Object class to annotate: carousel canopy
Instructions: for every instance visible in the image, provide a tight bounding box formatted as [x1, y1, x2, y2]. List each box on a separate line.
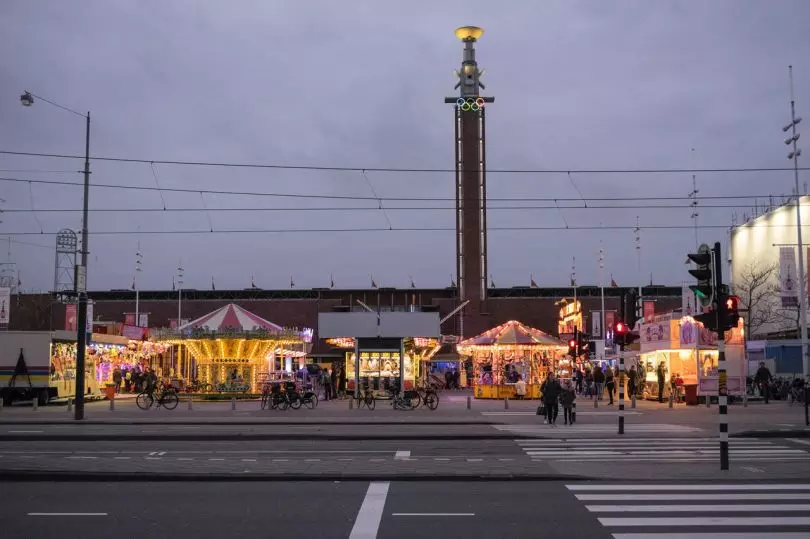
[457, 320, 566, 348]
[179, 303, 283, 333]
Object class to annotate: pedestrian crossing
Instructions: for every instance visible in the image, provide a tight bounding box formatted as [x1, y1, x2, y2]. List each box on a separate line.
[517, 437, 810, 462]
[494, 423, 702, 437]
[566, 483, 810, 538]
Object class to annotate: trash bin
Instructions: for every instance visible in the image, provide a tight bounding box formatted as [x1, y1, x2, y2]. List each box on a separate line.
[104, 383, 116, 401]
[684, 384, 698, 406]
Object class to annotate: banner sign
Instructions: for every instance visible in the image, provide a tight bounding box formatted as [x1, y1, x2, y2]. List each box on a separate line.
[682, 282, 697, 316]
[0, 287, 10, 324]
[780, 246, 799, 307]
[591, 311, 602, 338]
[86, 301, 94, 333]
[121, 324, 146, 340]
[124, 313, 135, 326]
[643, 300, 655, 322]
[65, 303, 77, 331]
[605, 311, 615, 346]
[139, 313, 149, 328]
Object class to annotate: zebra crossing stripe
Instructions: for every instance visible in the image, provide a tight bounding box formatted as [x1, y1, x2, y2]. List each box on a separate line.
[599, 517, 810, 526]
[566, 484, 810, 491]
[575, 493, 810, 500]
[612, 534, 810, 539]
[586, 504, 810, 512]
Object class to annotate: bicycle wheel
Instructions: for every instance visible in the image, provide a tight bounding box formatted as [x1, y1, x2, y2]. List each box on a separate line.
[425, 392, 439, 411]
[289, 396, 302, 410]
[274, 394, 289, 411]
[136, 393, 153, 410]
[260, 392, 269, 410]
[364, 393, 375, 411]
[161, 392, 179, 410]
[305, 395, 318, 409]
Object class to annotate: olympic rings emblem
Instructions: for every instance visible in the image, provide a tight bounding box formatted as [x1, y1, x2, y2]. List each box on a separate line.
[456, 97, 486, 112]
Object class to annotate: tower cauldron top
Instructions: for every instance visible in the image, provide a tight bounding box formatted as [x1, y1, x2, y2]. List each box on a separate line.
[453, 26, 487, 98]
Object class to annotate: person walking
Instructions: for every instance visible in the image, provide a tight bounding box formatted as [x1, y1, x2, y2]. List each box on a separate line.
[514, 375, 527, 400]
[656, 362, 667, 403]
[593, 365, 605, 401]
[575, 368, 584, 394]
[755, 362, 773, 404]
[112, 367, 123, 394]
[541, 373, 561, 426]
[321, 368, 332, 401]
[605, 367, 615, 405]
[560, 380, 576, 425]
[627, 365, 638, 401]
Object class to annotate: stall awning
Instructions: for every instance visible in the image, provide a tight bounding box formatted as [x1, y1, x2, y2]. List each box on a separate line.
[179, 303, 283, 333]
[457, 320, 566, 348]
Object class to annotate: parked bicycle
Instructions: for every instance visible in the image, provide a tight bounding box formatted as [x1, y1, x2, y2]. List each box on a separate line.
[416, 384, 440, 411]
[136, 384, 179, 410]
[353, 384, 376, 410]
[184, 379, 214, 394]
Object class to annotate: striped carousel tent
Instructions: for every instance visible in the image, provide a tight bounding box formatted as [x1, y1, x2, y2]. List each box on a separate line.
[179, 303, 283, 333]
[457, 320, 565, 348]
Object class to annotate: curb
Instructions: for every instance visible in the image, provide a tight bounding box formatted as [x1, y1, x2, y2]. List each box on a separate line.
[0, 470, 588, 482]
[0, 433, 530, 442]
[0, 420, 496, 426]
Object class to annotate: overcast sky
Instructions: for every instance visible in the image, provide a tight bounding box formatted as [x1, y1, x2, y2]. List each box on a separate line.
[1, 0, 809, 292]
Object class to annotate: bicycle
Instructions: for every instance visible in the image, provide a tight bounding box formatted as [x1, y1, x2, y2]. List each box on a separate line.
[136, 385, 179, 410]
[354, 385, 376, 410]
[418, 385, 440, 411]
[185, 379, 214, 394]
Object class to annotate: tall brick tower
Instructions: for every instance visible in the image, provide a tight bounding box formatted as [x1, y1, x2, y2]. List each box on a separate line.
[445, 26, 493, 338]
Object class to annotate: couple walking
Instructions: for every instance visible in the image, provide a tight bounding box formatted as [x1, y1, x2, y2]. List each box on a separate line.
[540, 374, 576, 426]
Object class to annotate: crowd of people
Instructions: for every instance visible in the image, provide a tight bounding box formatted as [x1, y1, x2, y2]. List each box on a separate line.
[110, 366, 159, 394]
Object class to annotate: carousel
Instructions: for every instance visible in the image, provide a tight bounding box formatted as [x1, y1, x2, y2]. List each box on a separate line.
[456, 320, 568, 399]
[152, 303, 312, 393]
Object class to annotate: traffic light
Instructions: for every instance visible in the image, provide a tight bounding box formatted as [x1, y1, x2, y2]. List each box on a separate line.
[687, 244, 714, 307]
[568, 338, 577, 357]
[723, 294, 741, 331]
[613, 321, 628, 347]
[625, 289, 639, 330]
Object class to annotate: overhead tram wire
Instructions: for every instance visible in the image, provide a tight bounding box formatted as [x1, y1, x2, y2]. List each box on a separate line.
[0, 177, 794, 203]
[1, 223, 804, 237]
[1, 149, 808, 174]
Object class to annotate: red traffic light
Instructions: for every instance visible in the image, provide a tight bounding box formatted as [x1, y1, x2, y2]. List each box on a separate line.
[725, 295, 739, 310]
[568, 339, 576, 348]
[614, 322, 627, 334]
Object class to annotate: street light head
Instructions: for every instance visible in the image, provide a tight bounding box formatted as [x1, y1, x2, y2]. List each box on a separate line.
[455, 26, 484, 42]
[785, 136, 794, 145]
[796, 117, 803, 125]
[784, 124, 792, 132]
[20, 91, 34, 107]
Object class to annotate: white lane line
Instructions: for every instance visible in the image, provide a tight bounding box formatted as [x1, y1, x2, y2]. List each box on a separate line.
[338, 458, 354, 461]
[497, 458, 514, 461]
[177, 458, 194, 461]
[7, 430, 44, 433]
[394, 450, 410, 460]
[467, 458, 483, 462]
[391, 513, 475, 517]
[600, 517, 810, 526]
[612, 534, 810, 539]
[742, 466, 764, 473]
[144, 457, 161, 460]
[272, 459, 289, 462]
[349, 482, 390, 539]
[546, 457, 810, 463]
[577, 493, 810, 501]
[567, 484, 810, 491]
[516, 439, 773, 444]
[588, 504, 810, 512]
[113, 457, 131, 460]
[157, 451, 167, 456]
[305, 459, 321, 462]
[434, 458, 450, 461]
[208, 458, 225, 461]
[28, 513, 107, 517]
[66, 456, 97, 460]
[788, 438, 810, 446]
[241, 459, 257, 462]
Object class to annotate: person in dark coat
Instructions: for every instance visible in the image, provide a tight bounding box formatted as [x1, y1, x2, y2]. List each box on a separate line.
[541, 374, 562, 426]
[755, 362, 773, 404]
[657, 362, 667, 403]
[560, 380, 576, 425]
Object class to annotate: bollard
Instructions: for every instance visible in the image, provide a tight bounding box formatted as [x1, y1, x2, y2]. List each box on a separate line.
[109, 398, 114, 411]
[594, 395, 598, 408]
[231, 396, 236, 410]
[706, 394, 711, 408]
[744, 393, 748, 408]
[349, 396, 354, 409]
[466, 395, 471, 410]
[504, 397, 509, 410]
[631, 394, 636, 409]
[188, 396, 193, 410]
[32, 398, 38, 411]
[67, 398, 73, 412]
[668, 392, 674, 408]
[0, 398, 3, 411]
[571, 400, 576, 424]
[805, 386, 809, 427]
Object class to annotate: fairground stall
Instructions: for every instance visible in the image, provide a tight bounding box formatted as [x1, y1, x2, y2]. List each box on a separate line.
[152, 303, 311, 393]
[456, 320, 568, 399]
[638, 313, 745, 403]
[324, 336, 441, 392]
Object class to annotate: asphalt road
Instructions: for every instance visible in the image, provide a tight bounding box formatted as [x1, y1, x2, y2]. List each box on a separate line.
[5, 480, 810, 539]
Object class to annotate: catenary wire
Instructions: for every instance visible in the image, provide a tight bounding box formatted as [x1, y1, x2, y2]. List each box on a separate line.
[1, 149, 807, 174]
[0, 177, 795, 203]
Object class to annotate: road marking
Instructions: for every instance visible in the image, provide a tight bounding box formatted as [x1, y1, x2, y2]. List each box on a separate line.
[567, 484, 810, 491]
[370, 459, 385, 462]
[599, 517, 810, 526]
[28, 513, 107, 517]
[144, 457, 161, 460]
[394, 450, 410, 460]
[434, 458, 450, 461]
[113, 457, 131, 460]
[157, 451, 167, 456]
[576, 493, 810, 501]
[612, 534, 810, 539]
[349, 482, 389, 539]
[272, 459, 289, 462]
[66, 456, 97, 460]
[305, 459, 321, 462]
[391, 513, 475, 517]
[7, 430, 44, 433]
[177, 458, 194, 461]
[467, 458, 483, 462]
[588, 504, 810, 512]
[208, 458, 225, 461]
[338, 458, 354, 461]
[497, 458, 514, 461]
[241, 459, 256, 462]
[742, 466, 764, 473]
[788, 438, 810, 446]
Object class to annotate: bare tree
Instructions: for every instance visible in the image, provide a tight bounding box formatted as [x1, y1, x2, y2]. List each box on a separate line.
[733, 261, 779, 339]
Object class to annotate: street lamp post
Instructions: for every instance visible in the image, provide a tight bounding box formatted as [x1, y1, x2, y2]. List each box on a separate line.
[783, 67, 807, 380]
[21, 91, 91, 420]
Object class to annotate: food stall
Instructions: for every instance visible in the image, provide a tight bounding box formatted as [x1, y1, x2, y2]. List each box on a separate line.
[325, 337, 441, 392]
[638, 314, 745, 402]
[152, 303, 312, 392]
[456, 320, 568, 399]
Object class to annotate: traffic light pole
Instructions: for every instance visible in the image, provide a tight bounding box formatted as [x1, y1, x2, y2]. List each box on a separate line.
[712, 242, 730, 471]
[618, 343, 625, 435]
